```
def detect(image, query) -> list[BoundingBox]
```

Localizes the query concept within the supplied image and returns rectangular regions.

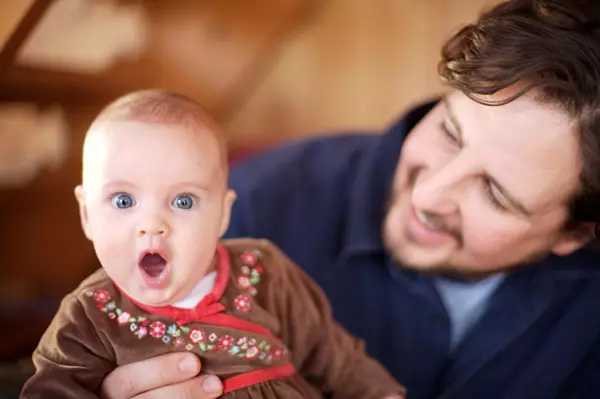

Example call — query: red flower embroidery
[136,327,148,339]
[218,335,234,350]
[245,346,259,359]
[94,289,111,304]
[237,276,251,289]
[272,348,283,359]
[188,329,205,344]
[234,294,251,312]
[149,321,166,338]
[174,337,185,347]
[240,251,258,266]
[255,265,263,273]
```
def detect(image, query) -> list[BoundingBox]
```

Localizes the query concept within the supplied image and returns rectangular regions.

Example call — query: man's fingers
[134,375,223,399]
[100,353,201,399]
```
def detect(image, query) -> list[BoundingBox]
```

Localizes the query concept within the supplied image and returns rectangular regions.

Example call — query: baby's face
[76,120,235,306]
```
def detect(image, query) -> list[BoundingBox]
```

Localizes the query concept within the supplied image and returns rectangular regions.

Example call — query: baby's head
[75,89,236,306]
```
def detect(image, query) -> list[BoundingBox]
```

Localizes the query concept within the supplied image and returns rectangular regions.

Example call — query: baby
[21,90,406,399]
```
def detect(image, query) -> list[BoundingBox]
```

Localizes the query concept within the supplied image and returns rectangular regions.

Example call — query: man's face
[383,90,591,277]
[76,121,235,306]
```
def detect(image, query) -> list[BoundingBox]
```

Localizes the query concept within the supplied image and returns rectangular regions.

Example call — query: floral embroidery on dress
[233,294,251,312]
[234,249,264,312]
[86,288,287,364]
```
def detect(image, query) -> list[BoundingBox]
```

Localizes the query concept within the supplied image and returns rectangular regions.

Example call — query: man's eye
[483,182,508,212]
[173,194,195,210]
[440,123,458,144]
[112,193,135,209]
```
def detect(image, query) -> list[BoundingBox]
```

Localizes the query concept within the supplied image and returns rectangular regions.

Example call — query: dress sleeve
[260,241,406,399]
[20,294,115,399]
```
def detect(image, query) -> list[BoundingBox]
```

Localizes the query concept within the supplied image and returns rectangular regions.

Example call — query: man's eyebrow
[442,96,463,142]
[488,176,532,216]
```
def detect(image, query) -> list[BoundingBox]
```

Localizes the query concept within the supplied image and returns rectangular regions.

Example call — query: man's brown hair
[438,0,600,228]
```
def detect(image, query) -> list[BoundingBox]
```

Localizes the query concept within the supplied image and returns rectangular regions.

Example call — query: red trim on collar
[117,242,276,338]
[120,242,230,321]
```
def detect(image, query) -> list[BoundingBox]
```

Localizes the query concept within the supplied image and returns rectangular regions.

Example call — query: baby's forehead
[88,118,226,164]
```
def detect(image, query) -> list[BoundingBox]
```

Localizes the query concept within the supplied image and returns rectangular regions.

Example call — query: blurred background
[0,0,494,395]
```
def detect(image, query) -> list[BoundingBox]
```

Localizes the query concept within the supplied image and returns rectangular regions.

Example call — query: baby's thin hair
[87,89,228,169]
[92,89,216,128]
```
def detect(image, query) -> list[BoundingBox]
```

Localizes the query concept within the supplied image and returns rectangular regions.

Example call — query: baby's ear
[218,189,237,237]
[74,185,93,240]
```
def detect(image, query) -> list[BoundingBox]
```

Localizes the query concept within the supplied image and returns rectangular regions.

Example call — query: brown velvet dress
[20,238,405,399]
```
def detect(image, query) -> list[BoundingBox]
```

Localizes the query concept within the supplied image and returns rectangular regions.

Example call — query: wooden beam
[0,0,54,66]
[221,0,323,123]
[0,64,151,104]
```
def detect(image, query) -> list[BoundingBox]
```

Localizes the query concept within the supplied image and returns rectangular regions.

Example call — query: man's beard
[382,167,551,281]
[383,230,550,281]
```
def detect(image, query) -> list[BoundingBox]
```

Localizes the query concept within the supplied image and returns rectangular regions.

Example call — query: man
[100,0,600,398]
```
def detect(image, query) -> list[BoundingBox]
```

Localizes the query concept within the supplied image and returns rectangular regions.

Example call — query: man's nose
[411,165,462,215]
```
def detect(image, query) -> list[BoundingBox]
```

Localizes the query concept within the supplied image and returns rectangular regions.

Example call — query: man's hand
[100,352,223,399]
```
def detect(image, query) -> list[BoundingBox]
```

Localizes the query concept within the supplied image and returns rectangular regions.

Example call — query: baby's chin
[114,273,185,307]
[126,284,182,307]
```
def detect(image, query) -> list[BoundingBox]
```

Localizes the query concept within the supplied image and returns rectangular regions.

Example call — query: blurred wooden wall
[0,0,494,358]
[227,0,495,145]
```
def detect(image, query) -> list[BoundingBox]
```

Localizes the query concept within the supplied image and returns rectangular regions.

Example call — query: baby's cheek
[92,223,132,266]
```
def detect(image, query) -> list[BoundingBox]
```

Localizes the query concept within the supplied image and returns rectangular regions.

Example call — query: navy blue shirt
[225,101,600,399]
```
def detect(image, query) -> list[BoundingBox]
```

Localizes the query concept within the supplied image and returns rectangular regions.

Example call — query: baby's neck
[171,270,217,309]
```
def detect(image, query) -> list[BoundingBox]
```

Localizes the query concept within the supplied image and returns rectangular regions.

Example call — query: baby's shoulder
[69,268,116,303]
[221,238,293,281]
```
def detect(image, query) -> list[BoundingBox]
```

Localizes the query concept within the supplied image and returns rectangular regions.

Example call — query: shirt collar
[342,100,438,256]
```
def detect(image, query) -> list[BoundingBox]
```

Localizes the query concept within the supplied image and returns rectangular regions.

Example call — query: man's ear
[218,189,237,237]
[551,222,595,256]
[74,185,93,240]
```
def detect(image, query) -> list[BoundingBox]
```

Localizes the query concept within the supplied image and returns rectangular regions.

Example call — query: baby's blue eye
[173,194,195,210]
[112,193,135,209]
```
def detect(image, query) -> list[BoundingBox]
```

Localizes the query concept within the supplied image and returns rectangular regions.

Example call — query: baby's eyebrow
[100,180,136,191]
[173,182,210,193]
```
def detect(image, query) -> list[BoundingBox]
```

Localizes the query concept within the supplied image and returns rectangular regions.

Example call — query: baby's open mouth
[140,253,167,277]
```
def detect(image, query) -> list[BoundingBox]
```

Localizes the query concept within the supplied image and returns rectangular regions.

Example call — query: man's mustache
[389,166,463,244]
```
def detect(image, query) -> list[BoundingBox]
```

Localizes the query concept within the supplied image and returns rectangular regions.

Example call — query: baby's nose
[138,221,169,236]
